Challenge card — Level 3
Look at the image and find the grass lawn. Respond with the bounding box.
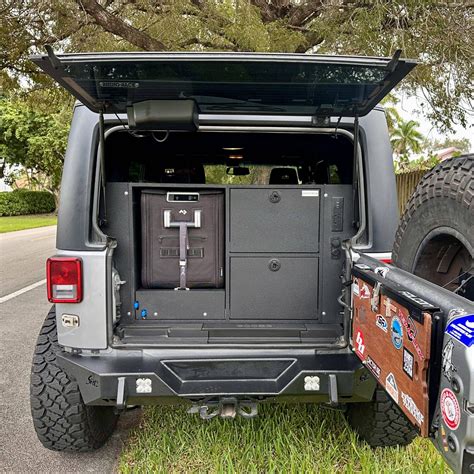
[119,404,448,473]
[0,214,57,233]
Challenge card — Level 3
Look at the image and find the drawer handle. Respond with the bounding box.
[269,191,281,203]
[269,259,281,271]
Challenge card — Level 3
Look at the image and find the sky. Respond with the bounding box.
[396,91,473,152]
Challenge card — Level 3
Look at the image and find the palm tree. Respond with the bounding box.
[390,119,424,167]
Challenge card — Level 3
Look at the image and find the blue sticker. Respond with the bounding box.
[391,317,403,350]
[445,314,474,348]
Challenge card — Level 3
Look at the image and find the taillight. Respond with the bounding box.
[47,257,83,303]
[380,258,392,264]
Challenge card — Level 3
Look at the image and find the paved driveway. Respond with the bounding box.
[0,226,139,473]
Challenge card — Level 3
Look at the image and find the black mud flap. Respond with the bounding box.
[351,254,474,473]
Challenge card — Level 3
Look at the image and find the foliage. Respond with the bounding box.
[0,190,56,216]
[425,136,472,155]
[1,1,473,131]
[0,98,70,199]
[391,118,424,167]
[119,404,449,473]
[0,213,57,233]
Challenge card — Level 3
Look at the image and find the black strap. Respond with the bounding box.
[178,222,189,290]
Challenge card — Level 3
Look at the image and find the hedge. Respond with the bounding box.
[0,190,56,216]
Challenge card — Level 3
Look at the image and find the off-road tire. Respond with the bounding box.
[393,155,474,287]
[346,388,417,447]
[30,307,118,452]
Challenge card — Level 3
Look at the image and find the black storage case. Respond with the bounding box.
[141,189,224,289]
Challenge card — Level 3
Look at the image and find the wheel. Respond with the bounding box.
[30,307,119,452]
[393,154,474,301]
[346,388,417,447]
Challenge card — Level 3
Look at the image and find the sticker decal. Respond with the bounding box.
[375,314,388,333]
[391,317,403,350]
[401,392,424,426]
[359,283,371,299]
[442,339,456,382]
[445,314,474,348]
[383,297,397,318]
[403,347,414,379]
[398,290,436,308]
[366,356,381,379]
[448,308,467,319]
[398,310,425,361]
[353,278,360,297]
[374,266,389,278]
[440,388,461,430]
[354,329,365,357]
[385,372,399,403]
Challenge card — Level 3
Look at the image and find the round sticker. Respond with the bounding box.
[440,388,460,430]
[391,317,403,350]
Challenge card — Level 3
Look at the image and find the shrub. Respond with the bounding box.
[0,190,56,216]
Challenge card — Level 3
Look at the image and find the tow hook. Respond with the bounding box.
[188,398,258,420]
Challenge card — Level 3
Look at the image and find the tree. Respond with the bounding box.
[390,118,424,167]
[1,1,473,131]
[0,98,70,202]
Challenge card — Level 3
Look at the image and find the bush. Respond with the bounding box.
[0,190,56,216]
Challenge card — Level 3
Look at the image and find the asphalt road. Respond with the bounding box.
[0,226,139,473]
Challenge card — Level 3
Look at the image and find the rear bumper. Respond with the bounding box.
[58,347,376,406]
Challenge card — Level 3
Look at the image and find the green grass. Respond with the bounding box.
[0,214,57,233]
[119,404,448,473]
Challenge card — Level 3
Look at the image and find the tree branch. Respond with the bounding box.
[76,0,167,50]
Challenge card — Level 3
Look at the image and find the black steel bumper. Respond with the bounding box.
[58,347,376,406]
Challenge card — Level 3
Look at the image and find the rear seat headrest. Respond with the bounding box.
[269,167,298,185]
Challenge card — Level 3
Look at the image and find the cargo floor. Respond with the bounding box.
[115,323,343,346]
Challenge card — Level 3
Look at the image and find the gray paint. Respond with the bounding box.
[135,289,225,320]
[229,187,320,253]
[359,111,399,251]
[55,249,109,349]
[230,256,318,320]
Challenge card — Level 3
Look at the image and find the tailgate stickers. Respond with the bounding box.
[355,329,365,357]
[403,347,414,379]
[359,283,371,299]
[401,392,424,426]
[386,372,399,403]
[441,340,456,382]
[440,388,461,430]
[366,356,381,379]
[351,274,432,436]
[391,317,403,350]
[445,314,474,348]
[376,314,388,332]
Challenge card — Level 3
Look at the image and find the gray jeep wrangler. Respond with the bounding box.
[30,50,473,471]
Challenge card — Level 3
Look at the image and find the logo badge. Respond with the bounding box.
[385,372,399,403]
[440,388,460,430]
[376,314,388,333]
[401,392,424,426]
[391,317,403,350]
[445,314,474,347]
[403,347,414,379]
[355,329,365,357]
[366,356,381,379]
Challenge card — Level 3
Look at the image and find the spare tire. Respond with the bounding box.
[393,155,474,301]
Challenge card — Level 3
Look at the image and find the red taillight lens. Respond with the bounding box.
[47,257,83,303]
[380,258,392,264]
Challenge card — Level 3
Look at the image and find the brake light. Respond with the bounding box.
[380,258,392,264]
[47,257,83,303]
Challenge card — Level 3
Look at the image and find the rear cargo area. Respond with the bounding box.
[101,129,358,345]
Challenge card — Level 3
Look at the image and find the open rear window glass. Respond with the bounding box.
[31,52,416,116]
